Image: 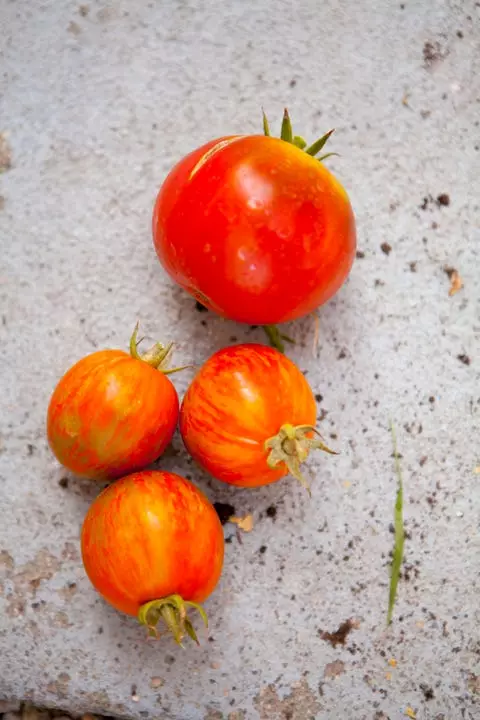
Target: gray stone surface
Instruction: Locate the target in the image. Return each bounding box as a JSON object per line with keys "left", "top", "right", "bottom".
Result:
{"left": 1, "top": 0, "right": 479, "bottom": 718}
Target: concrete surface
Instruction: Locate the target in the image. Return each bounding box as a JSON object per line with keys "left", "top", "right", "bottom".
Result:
{"left": 1, "top": 0, "right": 479, "bottom": 718}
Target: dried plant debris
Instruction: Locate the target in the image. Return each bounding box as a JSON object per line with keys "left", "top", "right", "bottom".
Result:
{"left": 444, "top": 266, "right": 463, "bottom": 296}
{"left": 387, "top": 422, "right": 405, "bottom": 625}
{"left": 0, "top": 132, "right": 12, "bottom": 172}
{"left": 229, "top": 514, "right": 254, "bottom": 532}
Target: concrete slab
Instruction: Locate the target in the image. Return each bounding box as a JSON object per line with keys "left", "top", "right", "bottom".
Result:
{"left": 1, "top": 0, "right": 479, "bottom": 718}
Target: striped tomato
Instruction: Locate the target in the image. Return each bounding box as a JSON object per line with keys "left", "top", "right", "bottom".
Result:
{"left": 47, "top": 326, "right": 180, "bottom": 479}
{"left": 179, "top": 343, "right": 335, "bottom": 492}
{"left": 81, "top": 470, "right": 224, "bottom": 645}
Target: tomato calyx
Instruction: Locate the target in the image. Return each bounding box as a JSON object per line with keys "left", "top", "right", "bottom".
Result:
{"left": 265, "top": 423, "right": 337, "bottom": 495}
{"left": 129, "top": 323, "right": 190, "bottom": 375}
{"left": 262, "top": 107, "right": 338, "bottom": 163}
{"left": 138, "top": 594, "right": 208, "bottom": 647}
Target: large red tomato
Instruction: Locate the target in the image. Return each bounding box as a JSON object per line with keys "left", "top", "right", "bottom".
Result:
{"left": 81, "top": 470, "right": 224, "bottom": 645}
{"left": 152, "top": 110, "right": 356, "bottom": 325}
{"left": 47, "top": 326, "right": 179, "bottom": 480}
{"left": 179, "top": 343, "right": 335, "bottom": 492}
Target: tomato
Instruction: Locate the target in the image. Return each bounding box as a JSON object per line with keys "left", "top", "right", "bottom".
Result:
{"left": 179, "top": 343, "right": 335, "bottom": 491}
{"left": 81, "top": 470, "right": 224, "bottom": 645}
{"left": 152, "top": 110, "right": 356, "bottom": 326}
{"left": 47, "top": 326, "right": 180, "bottom": 480}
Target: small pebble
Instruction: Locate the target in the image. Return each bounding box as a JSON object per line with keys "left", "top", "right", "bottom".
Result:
{"left": 150, "top": 676, "right": 164, "bottom": 689}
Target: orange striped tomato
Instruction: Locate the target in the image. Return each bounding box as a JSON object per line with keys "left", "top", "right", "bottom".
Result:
{"left": 81, "top": 471, "right": 224, "bottom": 645}
{"left": 47, "top": 326, "right": 180, "bottom": 480}
{"left": 180, "top": 344, "right": 335, "bottom": 492}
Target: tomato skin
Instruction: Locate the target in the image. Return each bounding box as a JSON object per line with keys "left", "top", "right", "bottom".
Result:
{"left": 47, "top": 350, "right": 179, "bottom": 479}
{"left": 153, "top": 135, "right": 356, "bottom": 324}
{"left": 179, "top": 344, "right": 317, "bottom": 487}
{"left": 81, "top": 471, "right": 224, "bottom": 616}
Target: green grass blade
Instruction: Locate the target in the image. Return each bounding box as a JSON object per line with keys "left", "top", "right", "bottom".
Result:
{"left": 387, "top": 421, "right": 405, "bottom": 625}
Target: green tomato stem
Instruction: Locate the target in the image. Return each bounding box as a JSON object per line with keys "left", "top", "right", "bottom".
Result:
{"left": 263, "top": 325, "right": 285, "bottom": 353}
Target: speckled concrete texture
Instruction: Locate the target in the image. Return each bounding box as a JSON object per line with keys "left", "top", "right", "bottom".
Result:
{"left": 1, "top": 0, "right": 479, "bottom": 718}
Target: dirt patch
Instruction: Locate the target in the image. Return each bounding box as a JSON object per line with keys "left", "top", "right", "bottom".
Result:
{"left": 1, "top": 549, "right": 61, "bottom": 617}
{"left": 213, "top": 502, "right": 235, "bottom": 526}
{"left": 420, "top": 683, "right": 434, "bottom": 700}
{"left": 62, "top": 541, "right": 80, "bottom": 562}
{"left": 46, "top": 672, "right": 71, "bottom": 698}
{"left": 67, "top": 21, "right": 81, "bottom": 34}
{"left": 57, "top": 581, "right": 78, "bottom": 601}
{"left": 52, "top": 611, "right": 72, "bottom": 628}
{"left": 468, "top": 673, "right": 480, "bottom": 694}
{"left": 77, "top": 690, "right": 111, "bottom": 712}
{"left": 0, "top": 549, "right": 14, "bottom": 571}
{"left": 254, "top": 679, "right": 321, "bottom": 719}
{"left": 266, "top": 505, "right": 277, "bottom": 519}
{"left": 423, "top": 40, "right": 448, "bottom": 67}
{"left": 13, "top": 550, "right": 61, "bottom": 592}
{"left": 204, "top": 710, "right": 223, "bottom": 720}
{"left": 318, "top": 618, "right": 359, "bottom": 647}
{"left": 324, "top": 660, "right": 346, "bottom": 679}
